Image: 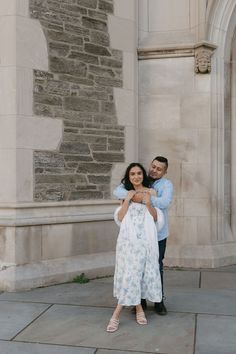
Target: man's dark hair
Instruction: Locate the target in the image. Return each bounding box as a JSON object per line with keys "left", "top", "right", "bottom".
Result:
{"left": 121, "top": 162, "right": 150, "bottom": 190}
{"left": 153, "top": 156, "right": 168, "bottom": 168}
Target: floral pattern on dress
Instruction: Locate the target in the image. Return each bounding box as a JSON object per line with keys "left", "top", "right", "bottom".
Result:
{"left": 113, "top": 202, "right": 162, "bottom": 306}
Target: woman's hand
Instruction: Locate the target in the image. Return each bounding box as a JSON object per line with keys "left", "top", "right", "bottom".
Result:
{"left": 125, "top": 190, "right": 136, "bottom": 202}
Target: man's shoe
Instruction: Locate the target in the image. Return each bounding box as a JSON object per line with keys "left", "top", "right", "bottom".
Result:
{"left": 154, "top": 301, "right": 167, "bottom": 315}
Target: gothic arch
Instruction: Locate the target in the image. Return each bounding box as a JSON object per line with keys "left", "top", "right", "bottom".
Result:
{"left": 206, "top": 0, "right": 236, "bottom": 241}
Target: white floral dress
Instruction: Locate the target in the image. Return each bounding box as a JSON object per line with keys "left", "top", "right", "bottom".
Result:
{"left": 113, "top": 202, "right": 162, "bottom": 306}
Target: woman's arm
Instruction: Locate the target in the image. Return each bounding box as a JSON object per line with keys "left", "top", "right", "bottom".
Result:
{"left": 117, "top": 190, "right": 136, "bottom": 221}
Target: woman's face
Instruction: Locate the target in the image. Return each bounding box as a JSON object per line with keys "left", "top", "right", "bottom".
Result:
{"left": 129, "top": 166, "right": 143, "bottom": 187}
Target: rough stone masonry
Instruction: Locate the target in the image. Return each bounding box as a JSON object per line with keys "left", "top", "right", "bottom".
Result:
{"left": 30, "top": 0, "right": 124, "bottom": 201}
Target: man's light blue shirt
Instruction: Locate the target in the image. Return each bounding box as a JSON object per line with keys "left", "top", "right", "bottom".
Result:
{"left": 113, "top": 177, "right": 173, "bottom": 241}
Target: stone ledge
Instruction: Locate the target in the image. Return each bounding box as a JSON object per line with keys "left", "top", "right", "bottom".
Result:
{"left": 138, "top": 41, "right": 217, "bottom": 60}
{"left": 0, "top": 251, "right": 115, "bottom": 291}
{"left": 0, "top": 200, "right": 119, "bottom": 226}
{"left": 165, "top": 242, "right": 236, "bottom": 268}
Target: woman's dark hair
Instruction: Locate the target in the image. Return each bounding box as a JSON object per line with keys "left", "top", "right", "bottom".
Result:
{"left": 121, "top": 162, "right": 151, "bottom": 190}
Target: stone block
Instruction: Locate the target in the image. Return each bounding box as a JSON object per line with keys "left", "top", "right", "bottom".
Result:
{"left": 14, "top": 226, "right": 42, "bottom": 264}
{"left": 93, "top": 152, "right": 124, "bottom": 162}
{"left": 0, "top": 67, "right": 17, "bottom": 115}
{"left": 34, "top": 93, "right": 62, "bottom": 106}
{"left": 82, "top": 17, "right": 107, "bottom": 32}
{"left": 100, "top": 57, "right": 122, "bottom": 68}
{"left": 98, "top": 0, "right": 113, "bottom": 13}
{"left": 35, "top": 174, "right": 87, "bottom": 184}
{"left": 100, "top": 101, "right": 116, "bottom": 114}
{"left": 139, "top": 57, "right": 194, "bottom": 96}
{"left": 48, "top": 42, "right": 70, "bottom": 57}
{"left": 183, "top": 199, "right": 211, "bottom": 217}
{"left": 114, "top": 88, "right": 135, "bottom": 126}
{"left": 58, "top": 74, "right": 94, "bottom": 86}
{"left": 64, "top": 97, "right": 99, "bottom": 112}
{"left": 50, "top": 57, "right": 87, "bottom": 76}
{"left": 89, "top": 64, "right": 115, "bottom": 77}
{"left": 16, "top": 116, "right": 63, "bottom": 150}
{"left": 34, "top": 152, "right": 65, "bottom": 168}
{"left": 77, "top": 0, "right": 98, "bottom": 9}
{"left": 94, "top": 76, "right": 122, "bottom": 87}
{"left": 182, "top": 164, "right": 211, "bottom": 198}
{"left": 78, "top": 163, "right": 112, "bottom": 173}
{"left": 88, "top": 175, "right": 111, "bottom": 184}
{"left": 64, "top": 23, "right": 90, "bottom": 36}
{"left": 108, "top": 15, "right": 135, "bottom": 52}
{"left": 42, "top": 220, "right": 116, "bottom": 259}
{"left": 60, "top": 142, "right": 90, "bottom": 155}
{"left": 47, "top": 30, "right": 83, "bottom": 46}
{"left": 123, "top": 52, "right": 135, "bottom": 90}
{"left": 68, "top": 51, "right": 98, "bottom": 64}
{"left": 114, "top": 0, "right": 136, "bottom": 21}
{"left": 70, "top": 191, "right": 103, "bottom": 199}
{"left": 90, "top": 30, "right": 110, "bottom": 46}
{"left": 16, "top": 16, "right": 48, "bottom": 69}
{"left": 84, "top": 43, "right": 111, "bottom": 56}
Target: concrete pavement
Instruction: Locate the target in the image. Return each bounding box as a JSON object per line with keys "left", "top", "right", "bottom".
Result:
{"left": 0, "top": 266, "right": 236, "bottom": 354}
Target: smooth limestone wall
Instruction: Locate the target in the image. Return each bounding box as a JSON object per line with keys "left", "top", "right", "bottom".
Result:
{"left": 0, "top": 0, "right": 137, "bottom": 291}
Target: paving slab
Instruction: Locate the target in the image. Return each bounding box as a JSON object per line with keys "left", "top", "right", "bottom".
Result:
{"left": 96, "top": 350, "right": 155, "bottom": 354}
{"left": 0, "top": 341, "right": 95, "bottom": 354}
{"left": 200, "top": 264, "right": 236, "bottom": 273}
{"left": 0, "top": 282, "right": 115, "bottom": 307}
{"left": 165, "top": 288, "right": 236, "bottom": 315}
{"left": 201, "top": 271, "right": 236, "bottom": 289}
{"left": 195, "top": 314, "right": 236, "bottom": 354}
{"left": 0, "top": 301, "right": 50, "bottom": 340}
{"left": 165, "top": 270, "right": 200, "bottom": 288}
{"left": 15, "top": 305, "right": 195, "bottom": 354}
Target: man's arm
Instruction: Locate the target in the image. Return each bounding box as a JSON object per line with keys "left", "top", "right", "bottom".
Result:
{"left": 113, "top": 184, "right": 128, "bottom": 200}
{"left": 151, "top": 180, "right": 173, "bottom": 209}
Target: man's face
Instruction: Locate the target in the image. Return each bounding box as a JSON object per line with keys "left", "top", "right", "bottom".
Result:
{"left": 148, "top": 160, "right": 167, "bottom": 180}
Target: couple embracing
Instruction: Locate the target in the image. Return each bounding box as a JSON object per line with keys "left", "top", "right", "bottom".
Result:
{"left": 106, "top": 156, "right": 173, "bottom": 332}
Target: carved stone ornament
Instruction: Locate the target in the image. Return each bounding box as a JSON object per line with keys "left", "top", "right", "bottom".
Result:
{"left": 194, "top": 42, "right": 217, "bottom": 74}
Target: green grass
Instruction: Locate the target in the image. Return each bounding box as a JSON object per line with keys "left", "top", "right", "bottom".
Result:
{"left": 72, "top": 273, "right": 90, "bottom": 284}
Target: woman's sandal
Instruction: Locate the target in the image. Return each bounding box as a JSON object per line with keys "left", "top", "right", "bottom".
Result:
{"left": 106, "top": 317, "right": 119, "bottom": 332}
{"left": 136, "top": 311, "right": 147, "bottom": 325}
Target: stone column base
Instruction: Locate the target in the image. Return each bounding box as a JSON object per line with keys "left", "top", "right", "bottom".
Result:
{"left": 165, "top": 242, "right": 236, "bottom": 268}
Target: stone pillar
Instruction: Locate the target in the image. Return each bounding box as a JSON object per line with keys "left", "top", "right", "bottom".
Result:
{"left": 138, "top": 0, "right": 236, "bottom": 267}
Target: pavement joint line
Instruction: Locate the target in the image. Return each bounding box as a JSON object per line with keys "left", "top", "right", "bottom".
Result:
{"left": 199, "top": 271, "right": 202, "bottom": 288}
{"left": 193, "top": 313, "right": 197, "bottom": 354}
{"left": 9, "top": 303, "right": 53, "bottom": 341}
{"left": 1, "top": 298, "right": 236, "bottom": 317}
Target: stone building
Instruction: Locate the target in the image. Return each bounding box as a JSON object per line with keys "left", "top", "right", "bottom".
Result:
{"left": 0, "top": 0, "right": 236, "bottom": 291}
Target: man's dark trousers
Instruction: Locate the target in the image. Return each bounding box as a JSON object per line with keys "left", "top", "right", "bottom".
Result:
{"left": 158, "top": 238, "right": 167, "bottom": 296}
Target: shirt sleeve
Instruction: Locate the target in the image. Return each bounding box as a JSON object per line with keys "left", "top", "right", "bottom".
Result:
{"left": 113, "top": 184, "right": 128, "bottom": 200}
{"left": 151, "top": 180, "right": 173, "bottom": 209}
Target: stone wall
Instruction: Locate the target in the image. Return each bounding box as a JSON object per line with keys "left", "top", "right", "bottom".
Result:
{"left": 29, "top": 0, "right": 124, "bottom": 201}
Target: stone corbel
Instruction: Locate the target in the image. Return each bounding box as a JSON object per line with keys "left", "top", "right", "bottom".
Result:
{"left": 194, "top": 41, "right": 217, "bottom": 74}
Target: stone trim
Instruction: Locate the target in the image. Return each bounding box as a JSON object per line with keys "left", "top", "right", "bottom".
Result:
{"left": 0, "top": 200, "right": 119, "bottom": 226}
{"left": 138, "top": 41, "right": 217, "bottom": 64}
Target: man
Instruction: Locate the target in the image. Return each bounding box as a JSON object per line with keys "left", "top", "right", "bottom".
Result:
{"left": 113, "top": 156, "right": 173, "bottom": 315}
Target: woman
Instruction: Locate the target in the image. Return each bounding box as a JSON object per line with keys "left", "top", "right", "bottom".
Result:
{"left": 106, "top": 163, "right": 163, "bottom": 332}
